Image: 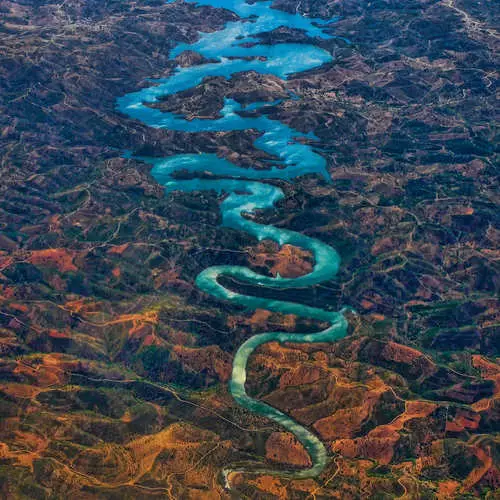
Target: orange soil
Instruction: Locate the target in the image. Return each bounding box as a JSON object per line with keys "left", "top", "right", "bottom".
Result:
{"left": 279, "top": 364, "right": 323, "bottom": 389}
{"left": 249, "top": 242, "right": 313, "bottom": 279}
{"left": 445, "top": 409, "right": 480, "bottom": 433}
{"left": 333, "top": 401, "right": 437, "bottom": 464}
{"left": 107, "top": 243, "right": 129, "bottom": 255}
{"left": 29, "top": 248, "right": 78, "bottom": 272}
{"left": 461, "top": 446, "right": 493, "bottom": 492}
{"left": 249, "top": 475, "right": 289, "bottom": 499}
{"left": 172, "top": 345, "right": 232, "bottom": 382}
{"left": 265, "top": 432, "right": 312, "bottom": 467}
{"left": 437, "top": 480, "right": 460, "bottom": 499}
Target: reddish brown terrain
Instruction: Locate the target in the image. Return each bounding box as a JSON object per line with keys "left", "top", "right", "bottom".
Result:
{"left": 0, "top": 0, "right": 498, "bottom": 498}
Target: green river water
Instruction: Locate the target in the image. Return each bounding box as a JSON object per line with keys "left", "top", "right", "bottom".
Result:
{"left": 117, "top": 0, "right": 349, "bottom": 481}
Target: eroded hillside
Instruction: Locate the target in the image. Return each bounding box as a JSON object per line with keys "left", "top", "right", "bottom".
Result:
{"left": 0, "top": 0, "right": 498, "bottom": 498}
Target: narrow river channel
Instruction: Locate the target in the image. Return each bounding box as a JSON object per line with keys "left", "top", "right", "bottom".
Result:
{"left": 117, "top": 0, "right": 349, "bottom": 480}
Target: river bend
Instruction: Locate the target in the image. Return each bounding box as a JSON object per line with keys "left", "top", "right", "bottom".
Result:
{"left": 117, "top": 0, "right": 349, "bottom": 480}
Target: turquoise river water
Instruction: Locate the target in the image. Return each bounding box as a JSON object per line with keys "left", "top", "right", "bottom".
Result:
{"left": 117, "top": 0, "right": 349, "bottom": 482}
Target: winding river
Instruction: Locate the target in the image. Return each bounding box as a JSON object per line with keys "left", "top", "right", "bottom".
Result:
{"left": 117, "top": 0, "right": 349, "bottom": 481}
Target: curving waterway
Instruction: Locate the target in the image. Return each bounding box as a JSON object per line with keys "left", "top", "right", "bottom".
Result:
{"left": 117, "top": 0, "right": 349, "bottom": 481}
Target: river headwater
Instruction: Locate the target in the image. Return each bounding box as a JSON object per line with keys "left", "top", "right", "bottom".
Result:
{"left": 117, "top": 0, "right": 349, "bottom": 481}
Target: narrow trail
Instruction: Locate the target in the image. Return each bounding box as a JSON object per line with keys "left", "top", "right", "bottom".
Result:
{"left": 117, "top": 0, "right": 349, "bottom": 481}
